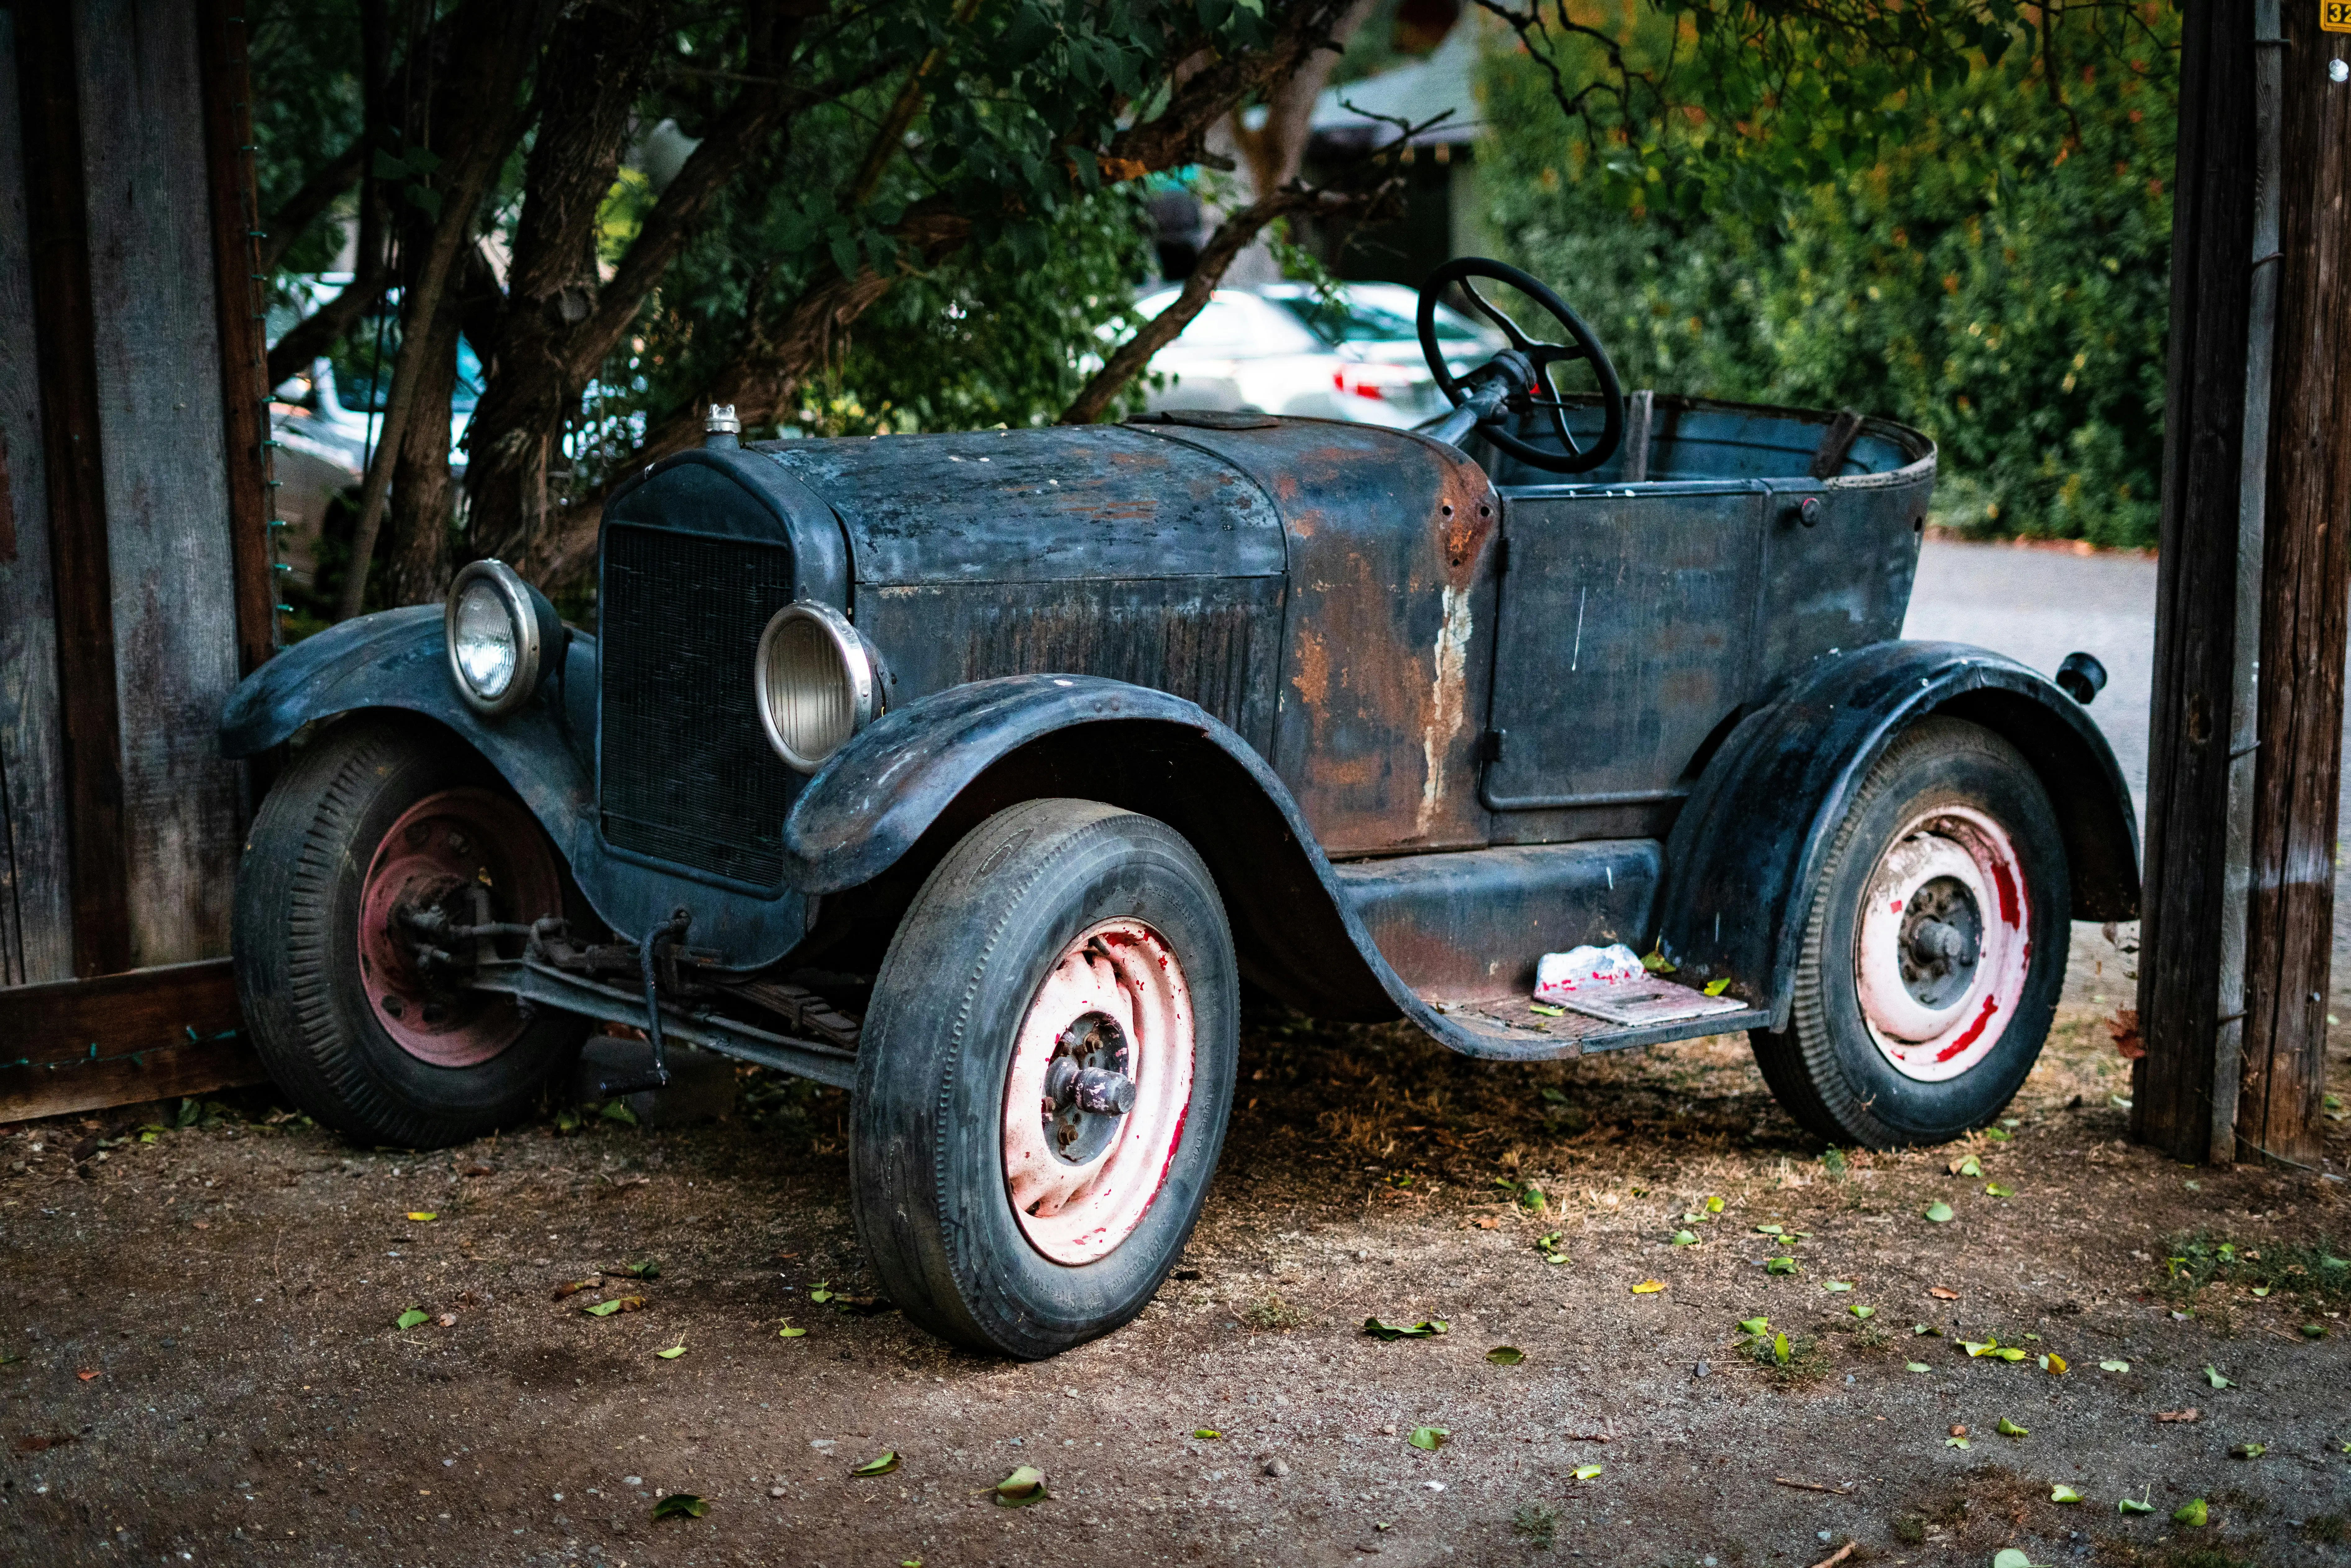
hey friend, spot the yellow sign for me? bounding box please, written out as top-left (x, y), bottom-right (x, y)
top-left (2326, 0), bottom-right (2351, 33)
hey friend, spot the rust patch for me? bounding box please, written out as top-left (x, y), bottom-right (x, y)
top-left (1289, 627), bottom-right (1331, 709)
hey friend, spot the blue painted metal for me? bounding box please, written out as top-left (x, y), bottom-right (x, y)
top-left (1653, 639), bottom-right (2142, 1026)
top-left (217, 607), bottom-right (813, 966)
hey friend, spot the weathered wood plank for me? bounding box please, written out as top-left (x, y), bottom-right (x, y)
top-left (0, 10), bottom-right (76, 988)
top-left (2238, 4), bottom-right (2351, 1168)
top-left (194, 0), bottom-right (280, 679)
top-left (15, 0), bottom-right (131, 980)
top-left (75, 0), bottom-right (245, 968)
top-left (0, 959), bottom-right (262, 1124)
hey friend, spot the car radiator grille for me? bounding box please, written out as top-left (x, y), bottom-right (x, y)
top-left (598, 525), bottom-right (800, 886)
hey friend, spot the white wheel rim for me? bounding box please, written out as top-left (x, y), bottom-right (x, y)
top-left (1001, 919), bottom-right (1196, 1265)
top-left (1852, 804), bottom-right (2032, 1083)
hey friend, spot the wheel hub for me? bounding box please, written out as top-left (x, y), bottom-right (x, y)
top-left (1896, 875), bottom-right (1982, 1008)
top-left (1001, 921), bottom-right (1196, 1266)
top-left (1852, 806), bottom-right (2032, 1083)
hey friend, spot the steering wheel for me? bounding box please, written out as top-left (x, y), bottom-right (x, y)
top-left (1417, 257), bottom-right (1625, 475)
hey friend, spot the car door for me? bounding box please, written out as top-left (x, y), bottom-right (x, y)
top-left (1481, 483), bottom-right (1765, 819)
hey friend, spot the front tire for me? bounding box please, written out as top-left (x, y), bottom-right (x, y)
top-left (232, 718), bottom-right (589, 1148)
top-left (850, 799), bottom-right (1239, 1358)
top-left (1750, 717), bottom-right (2069, 1147)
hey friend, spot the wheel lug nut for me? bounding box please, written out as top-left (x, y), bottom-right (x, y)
top-left (1073, 1067), bottom-right (1136, 1116)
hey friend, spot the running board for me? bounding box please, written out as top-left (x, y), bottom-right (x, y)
top-left (1422, 988), bottom-right (1771, 1056)
top-left (469, 958), bottom-right (859, 1089)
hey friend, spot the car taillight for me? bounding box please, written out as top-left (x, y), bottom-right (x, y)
top-left (1333, 364), bottom-right (1418, 402)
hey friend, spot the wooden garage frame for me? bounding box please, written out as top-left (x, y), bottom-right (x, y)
top-left (0, 0), bottom-right (278, 1122)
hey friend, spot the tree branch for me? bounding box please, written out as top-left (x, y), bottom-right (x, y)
top-left (257, 136), bottom-right (365, 277)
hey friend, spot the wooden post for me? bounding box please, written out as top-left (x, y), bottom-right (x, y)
top-left (2236, 3), bottom-right (2351, 1167)
top-left (2136, 0), bottom-right (2266, 1162)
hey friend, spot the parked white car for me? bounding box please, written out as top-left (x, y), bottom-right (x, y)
top-left (1133, 281), bottom-right (1505, 428)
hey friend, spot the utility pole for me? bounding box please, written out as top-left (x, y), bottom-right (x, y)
top-left (2138, 0), bottom-right (2344, 1167)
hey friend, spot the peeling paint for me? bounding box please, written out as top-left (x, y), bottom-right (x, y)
top-left (1418, 584), bottom-right (1474, 839)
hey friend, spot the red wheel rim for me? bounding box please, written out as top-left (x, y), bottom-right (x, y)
top-left (356, 786), bottom-right (562, 1068)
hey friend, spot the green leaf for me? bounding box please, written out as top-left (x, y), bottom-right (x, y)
top-left (1772, 1332), bottom-right (1791, 1365)
top-left (2300, 1322), bottom-right (2328, 1338)
top-left (1765, 1256), bottom-right (1800, 1275)
top-left (1994, 1347), bottom-right (2027, 1362)
top-left (583, 1299), bottom-right (624, 1317)
top-left (1571, 1462), bottom-right (1603, 1480)
top-left (2172, 1498), bottom-right (2207, 1527)
top-left (994, 1465), bottom-right (1049, 1507)
top-left (2229, 1442), bottom-right (2265, 1459)
top-left (1823, 1280), bottom-right (1853, 1292)
top-left (1984, 1126), bottom-right (2012, 1142)
top-left (622, 1258), bottom-right (661, 1280)
top-left (1945, 1435), bottom-right (1969, 1449)
top-left (2038, 1352), bottom-right (2066, 1374)
top-left (1996, 1416), bottom-right (2029, 1437)
top-left (1529, 1000), bottom-right (1566, 1017)
top-left (1913, 1323), bottom-right (1941, 1336)
top-left (1703, 977), bottom-right (1730, 995)
top-left (1193, 1429), bottom-right (1220, 1439)
top-left (1362, 1317), bottom-right (1448, 1340)
top-left (1924, 1202), bottom-right (1955, 1223)
top-left (406, 1211), bottom-right (438, 1222)
top-left (1705, 1195), bottom-right (1725, 1213)
top-left (1486, 1346), bottom-right (1525, 1365)
top-left (650, 1493), bottom-right (708, 1520)
top-left (1905, 1361), bottom-right (1932, 1372)
top-left (395, 1308), bottom-right (429, 1331)
top-left (2098, 1359), bottom-right (2130, 1372)
top-left (655, 1343), bottom-right (687, 1360)
top-left (776, 1324), bottom-right (807, 1338)
top-left (1640, 947), bottom-right (1676, 974)
top-left (1737, 1316), bottom-right (1770, 1336)
top-left (1962, 1339), bottom-right (1995, 1357)
top-left (853, 1451), bottom-right (901, 1476)
top-left (2203, 1363), bottom-right (2233, 1389)
top-left (1535, 1232), bottom-right (1568, 1263)
top-left (1408, 1426), bottom-right (1449, 1451)
top-left (1672, 1230), bottom-right (1699, 1246)
top-left (810, 1284), bottom-right (834, 1305)
top-left (1849, 1304), bottom-right (1876, 1319)
top-left (1984, 1182), bottom-right (2015, 1198)
top-left (1952, 1154), bottom-right (1983, 1178)
top-left (1992, 1550), bottom-right (2035, 1568)
top-left (598, 1100), bottom-right (638, 1127)
top-left (2050, 1484), bottom-right (2084, 1503)
top-left (2118, 1498), bottom-right (2154, 1515)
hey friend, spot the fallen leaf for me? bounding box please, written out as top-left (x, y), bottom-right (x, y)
top-left (550, 1279), bottom-right (598, 1300)
top-left (1705, 1196), bottom-right (1725, 1213)
top-left (1949, 1155), bottom-right (1983, 1178)
top-left (1571, 1463), bottom-right (1603, 1481)
top-left (1823, 1280), bottom-right (1853, 1293)
top-left (1672, 1230), bottom-right (1699, 1246)
top-left (1408, 1426), bottom-right (1449, 1451)
top-left (1631, 1279), bottom-right (1666, 1294)
top-left (2050, 1485), bottom-right (2084, 1503)
top-left (809, 1283), bottom-right (835, 1305)
top-left (1923, 1201), bottom-right (1955, 1223)
top-left (1194, 1429), bottom-right (1221, 1440)
top-left (584, 1296), bottom-right (645, 1317)
top-left (2153, 1408), bottom-right (2200, 1423)
top-left (1362, 1317), bottom-right (1448, 1340)
top-left (1486, 1346), bottom-right (1525, 1365)
top-left (2202, 1364), bottom-right (2232, 1389)
top-left (1535, 1232), bottom-right (1569, 1264)
top-left (1995, 1347), bottom-right (2027, 1362)
top-left (1640, 948), bottom-right (1676, 974)
top-left (776, 1324), bottom-right (807, 1338)
top-left (1993, 1550), bottom-right (2035, 1568)
top-left (993, 1465), bottom-right (1049, 1508)
top-left (1738, 1317), bottom-right (1770, 1335)
top-left (1928, 1287), bottom-right (1960, 1301)
top-left (2229, 1442), bottom-right (2265, 1460)
top-left (655, 1342), bottom-right (687, 1360)
top-left (2251, 1285), bottom-right (2272, 1298)
top-left (1949, 1424), bottom-right (1967, 1438)
top-left (613, 1259), bottom-right (662, 1280)
top-left (395, 1309), bottom-right (428, 1331)
top-left (853, 1452), bottom-right (901, 1476)
top-left (600, 1101), bottom-right (639, 1127)
top-left (650, 1493), bottom-right (707, 1520)
top-left (2039, 1353), bottom-right (2067, 1374)
top-left (1528, 1001), bottom-right (1566, 1018)
top-left (1772, 1332), bottom-right (1791, 1365)
top-left (2173, 1498), bottom-right (2207, 1527)
top-left (2098, 1359), bottom-right (2130, 1373)
top-left (2301, 1322), bottom-right (2329, 1339)
top-left (1997, 1416), bottom-right (2029, 1437)
top-left (75, 1370), bottom-right (99, 1382)
top-left (1704, 977), bottom-right (1730, 996)
top-left (2118, 1497), bottom-right (2155, 1515)
top-left (1850, 1304), bottom-right (1876, 1319)
top-left (1905, 1361), bottom-right (1932, 1372)
top-left (1765, 1257), bottom-right (1800, 1276)
top-left (434, 1312), bottom-right (457, 1328)
top-left (1962, 1339), bottom-right (1996, 1357)
top-left (406, 1211), bottom-right (437, 1222)
top-left (1985, 1183), bottom-right (2015, 1198)
top-left (1984, 1125), bottom-right (2012, 1141)
top-left (1945, 1435), bottom-right (1970, 1449)
top-left (2109, 1007), bottom-right (2143, 1059)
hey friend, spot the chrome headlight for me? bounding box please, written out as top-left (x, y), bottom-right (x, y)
top-left (444, 560), bottom-right (561, 717)
top-left (754, 601), bottom-right (880, 773)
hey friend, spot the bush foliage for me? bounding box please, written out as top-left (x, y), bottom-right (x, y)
top-left (1478, 8), bottom-right (2178, 547)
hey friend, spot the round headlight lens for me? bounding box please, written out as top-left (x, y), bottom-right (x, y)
top-left (755, 602), bottom-right (878, 772)
top-left (452, 579), bottom-right (518, 698)
top-left (443, 560), bottom-right (555, 717)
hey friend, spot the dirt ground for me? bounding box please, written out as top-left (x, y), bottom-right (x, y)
top-left (5, 930), bottom-right (2349, 1568)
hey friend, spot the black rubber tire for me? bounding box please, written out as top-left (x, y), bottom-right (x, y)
top-left (850, 799), bottom-right (1240, 1359)
top-left (1750, 717), bottom-right (2069, 1148)
top-left (232, 717), bottom-right (589, 1149)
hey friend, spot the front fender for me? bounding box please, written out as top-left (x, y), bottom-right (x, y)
top-left (1654, 640), bottom-right (2141, 1026)
top-left (219, 608), bottom-right (813, 967)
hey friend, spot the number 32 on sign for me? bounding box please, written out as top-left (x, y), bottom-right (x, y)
top-left (2327, 0), bottom-right (2351, 32)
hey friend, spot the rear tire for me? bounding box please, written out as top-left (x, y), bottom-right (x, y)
top-left (1750, 718), bottom-right (2069, 1148)
top-left (232, 718), bottom-right (589, 1148)
top-left (850, 799), bottom-right (1239, 1359)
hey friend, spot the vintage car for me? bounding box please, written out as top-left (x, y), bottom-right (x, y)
top-left (222, 259), bottom-right (2138, 1359)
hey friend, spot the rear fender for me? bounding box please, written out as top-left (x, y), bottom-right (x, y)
top-left (218, 608), bottom-right (813, 963)
top-left (1653, 640), bottom-right (2141, 1026)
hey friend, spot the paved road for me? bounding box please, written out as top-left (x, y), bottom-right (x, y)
top-left (1904, 538), bottom-right (2351, 1000)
